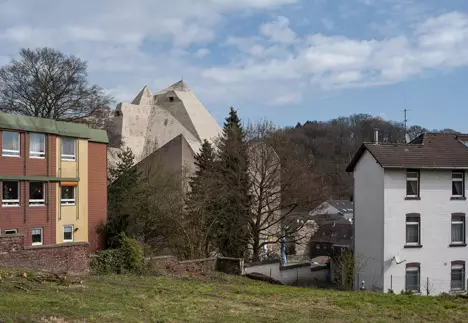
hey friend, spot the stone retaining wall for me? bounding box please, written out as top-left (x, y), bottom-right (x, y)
top-left (0, 235), bottom-right (89, 274)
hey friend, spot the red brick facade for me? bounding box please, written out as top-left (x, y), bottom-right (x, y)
top-left (0, 130), bottom-right (57, 245)
top-left (0, 182), bottom-right (57, 245)
top-left (1, 127), bottom-right (107, 252)
top-left (0, 131), bottom-right (56, 177)
top-left (88, 142), bottom-right (107, 252)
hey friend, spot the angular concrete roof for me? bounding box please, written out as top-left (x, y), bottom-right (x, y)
top-left (131, 86), bottom-right (153, 106)
top-left (154, 80), bottom-right (222, 146)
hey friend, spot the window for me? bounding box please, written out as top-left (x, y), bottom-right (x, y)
top-left (406, 215), bottom-right (420, 245)
top-left (406, 170), bottom-right (420, 197)
top-left (61, 137), bottom-right (75, 161)
top-left (2, 181), bottom-right (19, 207)
top-left (63, 225), bottom-right (74, 242)
top-left (61, 185), bottom-right (75, 205)
top-left (29, 182), bottom-right (45, 206)
top-left (452, 171), bottom-right (465, 197)
top-left (5, 229), bottom-right (18, 235)
top-left (451, 214), bottom-right (465, 245)
top-left (406, 264), bottom-right (420, 293)
top-left (29, 133), bottom-right (45, 158)
top-left (2, 131), bottom-right (20, 157)
top-left (31, 228), bottom-right (43, 246)
top-left (451, 262), bottom-right (465, 291)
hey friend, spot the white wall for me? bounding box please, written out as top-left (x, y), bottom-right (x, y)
top-left (244, 261), bottom-right (329, 286)
top-left (383, 169), bottom-right (468, 294)
top-left (353, 150), bottom-right (385, 291)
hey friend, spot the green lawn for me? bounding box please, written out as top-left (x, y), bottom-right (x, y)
top-left (1, 270), bottom-right (468, 323)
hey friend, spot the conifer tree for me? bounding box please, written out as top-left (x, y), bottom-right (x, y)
top-left (212, 107), bottom-right (251, 258)
top-left (106, 147), bottom-right (142, 247)
top-left (184, 140), bottom-right (217, 257)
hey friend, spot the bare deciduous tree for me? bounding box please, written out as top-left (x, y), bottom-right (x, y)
top-left (246, 120), bottom-right (327, 261)
top-left (0, 47), bottom-right (113, 127)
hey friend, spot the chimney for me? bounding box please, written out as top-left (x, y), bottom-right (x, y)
top-left (374, 129), bottom-right (379, 144)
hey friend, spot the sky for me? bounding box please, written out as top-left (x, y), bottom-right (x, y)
top-left (0, 0), bottom-right (467, 131)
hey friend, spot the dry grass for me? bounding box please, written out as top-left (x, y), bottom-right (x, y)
top-left (1, 269), bottom-right (468, 322)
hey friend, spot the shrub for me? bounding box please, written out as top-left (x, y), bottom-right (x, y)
top-left (119, 233), bottom-right (143, 272)
top-left (92, 233), bottom-right (144, 275)
top-left (92, 249), bottom-right (124, 275)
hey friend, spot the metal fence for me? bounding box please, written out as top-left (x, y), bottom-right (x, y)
top-left (354, 273), bottom-right (467, 295)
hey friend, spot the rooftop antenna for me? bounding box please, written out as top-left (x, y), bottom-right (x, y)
top-left (402, 108), bottom-right (412, 143)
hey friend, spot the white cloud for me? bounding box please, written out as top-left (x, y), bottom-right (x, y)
top-left (195, 48), bottom-right (211, 58)
top-left (203, 11), bottom-right (468, 93)
top-left (0, 0), bottom-right (467, 114)
top-left (260, 16), bottom-right (297, 44)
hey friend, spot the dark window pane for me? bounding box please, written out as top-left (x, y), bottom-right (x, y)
top-left (64, 226), bottom-right (73, 241)
top-left (453, 181), bottom-right (464, 196)
top-left (32, 229), bottom-right (42, 244)
top-left (406, 269), bottom-right (420, 292)
top-left (2, 181), bottom-right (19, 200)
top-left (29, 182), bottom-right (44, 200)
top-left (406, 224), bottom-right (419, 243)
top-left (61, 186), bottom-right (75, 200)
top-left (406, 180), bottom-right (418, 196)
top-left (451, 267), bottom-right (465, 290)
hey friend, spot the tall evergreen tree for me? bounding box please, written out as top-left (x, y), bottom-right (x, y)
top-left (212, 107), bottom-right (251, 258)
top-left (184, 140), bottom-right (218, 258)
top-left (106, 147), bottom-right (142, 247)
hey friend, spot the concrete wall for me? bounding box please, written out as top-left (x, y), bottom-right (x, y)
top-left (244, 260), bottom-right (329, 286)
top-left (353, 150), bottom-right (385, 291)
top-left (383, 169), bottom-right (468, 295)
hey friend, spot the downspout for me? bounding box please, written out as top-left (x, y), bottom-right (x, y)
top-left (23, 132), bottom-right (27, 224)
top-left (76, 140), bottom-right (79, 220)
top-left (46, 134), bottom-right (50, 223)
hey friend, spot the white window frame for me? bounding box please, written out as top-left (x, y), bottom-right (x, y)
top-left (406, 217), bottom-right (420, 246)
top-left (451, 215), bottom-right (465, 245)
top-left (29, 133), bottom-right (46, 159)
top-left (452, 171), bottom-right (465, 197)
top-left (29, 182), bottom-right (46, 206)
top-left (63, 225), bottom-right (74, 242)
top-left (61, 137), bottom-right (76, 161)
top-left (31, 228), bottom-right (43, 246)
top-left (2, 131), bottom-right (20, 157)
top-left (451, 264), bottom-right (465, 291)
top-left (406, 170), bottom-right (419, 197)
top-left (4, 229), bottom-right (18, 235)
top-left (2, 181), bottom-right (20, 207)
top-left (61, 185), bottom-right (76, 206)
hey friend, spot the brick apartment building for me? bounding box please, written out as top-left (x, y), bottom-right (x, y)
top-left (0, 112), bottom-right (108, 252)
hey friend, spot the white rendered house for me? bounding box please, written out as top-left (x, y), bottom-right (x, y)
top-left (347, 132), bottom-right (468, 294)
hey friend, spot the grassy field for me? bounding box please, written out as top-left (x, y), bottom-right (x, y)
top-left (1, 270), bottom-right (468, 323)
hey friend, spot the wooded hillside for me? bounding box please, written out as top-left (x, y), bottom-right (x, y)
top-left (283, 114), bottom-right (457, 199)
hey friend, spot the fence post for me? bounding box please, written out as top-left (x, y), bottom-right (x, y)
top-left (269, 268), bottom-right (272, 278)
top-left (296, 268), bottom-right (299, 285)
top-left (426, 277), bottom-right (429, 296)
top-left (390, 275), bottom-right (393, 292)
top-left (357, 273), bottom-right (360, 291)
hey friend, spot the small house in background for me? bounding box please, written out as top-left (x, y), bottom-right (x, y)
top-left (310, 200), bottom-right (354, 221)
top-left (309, 215), bottom-right (353, 259)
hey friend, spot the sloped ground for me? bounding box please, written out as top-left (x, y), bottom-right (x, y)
top-left (0, 269), bottom-right (468, 323)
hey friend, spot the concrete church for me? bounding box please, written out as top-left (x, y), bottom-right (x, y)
top-left (108, 80), bottom-right (222, 180)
